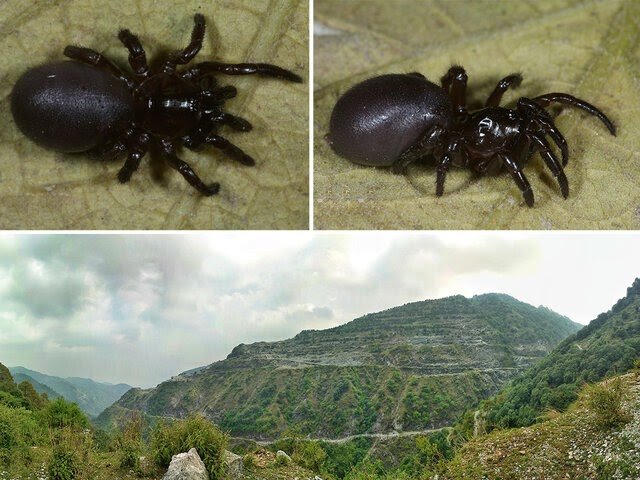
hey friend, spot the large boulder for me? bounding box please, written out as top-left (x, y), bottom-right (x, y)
top-left (224, 450), bottom-right (243, 479)
top-left (162, 448), bottom-right (209, 480)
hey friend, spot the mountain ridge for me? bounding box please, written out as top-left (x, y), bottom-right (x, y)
top-left (97, 293), bottom-right (580, 439)
top-left (9, 366), bottom-right (133, 418)
top-left (471, 278), bottom-right (640, 431)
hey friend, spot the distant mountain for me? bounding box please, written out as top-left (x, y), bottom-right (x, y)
top-left (12, 373), bottom-right (60, 400)
top-left (477, 278), bottom-right (640, 431)
top-left (9, 366), bottom-right (133, 418)
top-left (98, 293), bottom-right (579, 439)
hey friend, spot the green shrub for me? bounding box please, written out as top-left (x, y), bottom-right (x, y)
top-left (292, 440), bottom-right (326, 473)
top-left (42, 398), bottom-right (89, 430)
top-left (0, 418), bottom-right (16, 451)
top-left (48, 445), bottom-right (79, 480)
top-left (344, 460), bottom-right (412, 480)
top-left (0, 390), bottom-right (26, 409)
top-left (586, 378), bottom-right (631, 430)
top-left (321, 438), bottom-right (372, 479)
top-left (18, 381), bottom-right (47, 410)
top-left (120, 442), bottom-right (140, 471)
top-left (151, 414), bottom-right (228, 479)
top-left (243, 453), bottom-right (256, 470)
top-left (118, 413), bottom-right (143, 471)
top-left (0, 404), bottom-right (47, 466)
top-left (92, 428), bottom-right (114, 452)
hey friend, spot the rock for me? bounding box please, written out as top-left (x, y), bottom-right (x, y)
top-left (224, 450), bottom-right (243, 479)
top-left (162, 448), bottom-right (209, 480)
top-left (276, 450), bottom-right (292, 464)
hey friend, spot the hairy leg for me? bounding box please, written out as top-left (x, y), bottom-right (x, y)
top-left (534, 93), bottom-right (616, 135)
top-left (184, 61), bottom-right (302, 83)
top-left (63, 46), bottom-right (131, 87)
top-left (440, 65), bottom-right (467, 111)
top-left (118, 29), bottom-right (149, 78)
top-left (217, 113), bottom-right (252, 131)
top-left (528, 133), bottom-right (569, 198)
top-left (391, 126), bottom-right (445, 174)
top-left (205, 134), bottom-right (256, 166)
top-left (435, 153), bottom-right (453, 197)
top-left (117, 133), bottom-right (150, 183)
top-left (159, 139), bottom-right (220, 195)
top-left (519, 98), bottom-right (569, 166)
top-left (164, 13), bottom-right (206, 72)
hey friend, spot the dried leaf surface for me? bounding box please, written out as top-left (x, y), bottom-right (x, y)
top-left (314, 0), bottom-right (639, 230)
top-left (0, 0), bottom-right (308, 230)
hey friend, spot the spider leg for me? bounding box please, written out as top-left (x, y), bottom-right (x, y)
top-left (391, 126), bottom-right (445, 174)
top-left (435, 137), bottom-right (468, 197)
top-left (528, 133), bottom-right (569, 198)
top-left (533, 93), bottom-right (616, 135)
top-left (485, 73), bottom-right (522, 107)
top-left (100, 141), bottom-right (128, 160)
top-left (440, 65), bottom-right (467, 111)
top-left (213, 86), bottom-right (238, 101)
top-left (159, 139), bottom-right (220, 195)
top-left (518, 98), bottom-right (569, 166)
top-left (118, 29), bottom-right (149, 78)
top-left (94, 127), bottom-right (136, 160)
top-left (205, 134), bottom-right (256, 166)
top-left (164, 14), bottom-right (206, 72)
top-left (217, 113), bottom-right (253, 132)
top-left (117, 150), bottom-right (145, 183)
top-left (63, 46), bottom-right (131, 87)
top-left (436, 153), bottom-right (453, 197)
top-left (534, 117), bottom-right (568, 166)
top-left (117, 133), bottom-right (150, 183)
top-left (499, 153), bottom-right (534, 207)
top-left (183, 116), bottom-right (215, 150)
top-left (184, 61), bottom-right (302, 83)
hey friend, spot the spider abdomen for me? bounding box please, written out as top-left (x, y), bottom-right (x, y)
top-left (11, 61), bottom-right (134, 152)
top-left (327, 74), bottom-right (453, 166)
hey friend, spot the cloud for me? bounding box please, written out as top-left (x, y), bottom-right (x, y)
top-left (5, 262), bottom-right (87, 318)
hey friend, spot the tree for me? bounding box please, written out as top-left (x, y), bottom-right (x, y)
top-left (43, 398), bottom-right (89, 430)
top-left (18, 381), bottom-right (47, 410)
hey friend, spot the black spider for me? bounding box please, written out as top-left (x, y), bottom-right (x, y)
top-left (327, 66), bottom-right (616, 206)
top-left (11, 14), bottom-right (302, 195)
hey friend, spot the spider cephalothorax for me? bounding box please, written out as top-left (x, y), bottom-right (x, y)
top-left (327, 66), bottom-right (615, 206)
top-left (11, 14), bottom-right (302, 195)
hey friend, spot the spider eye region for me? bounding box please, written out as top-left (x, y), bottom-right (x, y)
top-left (477, 118), bottom-right (495, 139)
top-left (465, 109), bottom-right (520, 154)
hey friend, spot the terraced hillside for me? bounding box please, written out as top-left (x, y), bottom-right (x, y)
top-left (98, 293), bottom-right (580, 439)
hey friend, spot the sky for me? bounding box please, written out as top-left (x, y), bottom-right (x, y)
top-left (0, 232), bottom-right (638, 388)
